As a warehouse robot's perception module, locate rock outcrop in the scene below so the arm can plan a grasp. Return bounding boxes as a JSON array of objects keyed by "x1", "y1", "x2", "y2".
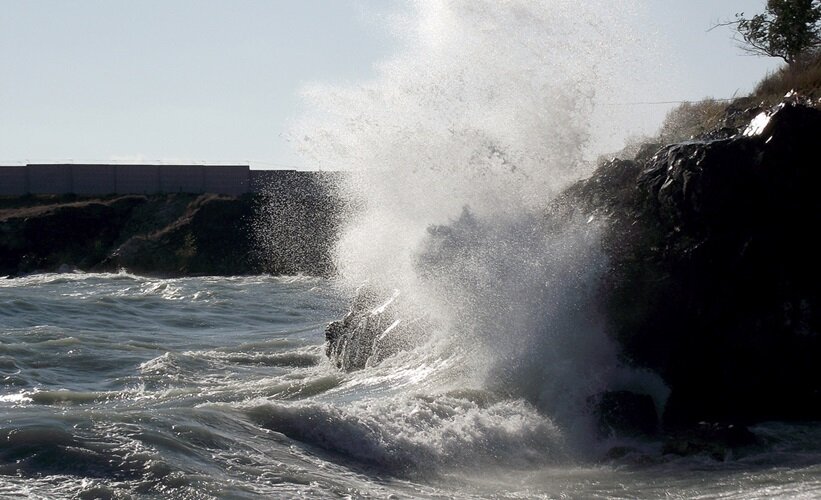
[
  {"x1": 0, "y1": 195, "x2": 150, "y2": 276},
  {"x1": 105, "y1": 194, "x2": 259, "y2": 276},
  {"x1": 324, "y1": 99, "x2": 821, "y2": 432},
  {"x1": 571, "y1": 100, "x2": 821, "y2": 428},
  {"x1": 0, "y1": 191, "x2": 338, "y2": 277},
  {"x1": 588, "y1": 391, "x2": 659, "y2": 438},
  {"x1": 325, "y1": 285, "x2": 427, "y2": 371}
]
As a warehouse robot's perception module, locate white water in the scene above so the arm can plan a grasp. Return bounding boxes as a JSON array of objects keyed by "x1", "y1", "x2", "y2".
[
  {"x1": 294, "y1": 0, "x2": 672, "y2": 456},
  {"x1": 295, "y1": 0, "x2": 666, "y2": 281},
  {"x1": 1, "y1": 274, "x2": 820, "y2": 498}
]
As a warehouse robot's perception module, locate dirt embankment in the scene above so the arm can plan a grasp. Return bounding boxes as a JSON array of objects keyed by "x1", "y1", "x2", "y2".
[{"x1": 0, "y1": 191, "x2": 338, "y2": 278}]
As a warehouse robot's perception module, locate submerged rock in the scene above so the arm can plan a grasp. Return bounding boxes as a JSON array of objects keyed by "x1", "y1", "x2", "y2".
[
  {"x1": 589, "y1": 391, "x2": 658, "y2": 438},
  {"x1": 662, "y1": 422, "x2": 758, "y2": 461}
]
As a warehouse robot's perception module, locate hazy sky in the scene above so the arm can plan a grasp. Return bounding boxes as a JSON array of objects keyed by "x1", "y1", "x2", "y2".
[{"x1": 0, "y1": 1, "x2": 780, "y2": 169}]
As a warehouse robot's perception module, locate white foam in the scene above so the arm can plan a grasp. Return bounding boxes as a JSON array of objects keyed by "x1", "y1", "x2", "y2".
[
  {"x1": 290, "y1": 0, "x2": 672, "y2": 458},
  {"x1": 246, "y1": 394, "x2": 567, "y2": 473}
]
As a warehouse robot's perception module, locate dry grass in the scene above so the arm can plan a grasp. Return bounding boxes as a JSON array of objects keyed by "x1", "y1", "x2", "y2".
[
  {"x1": 753, "y1": 52, "x2": 821, "y2": 104},
  {"x1": 642, "y1": 52, "x2": 821, "y2": 150},
  {"x1": 656, "y1": 99, "x2": 729, "y2": 144}
]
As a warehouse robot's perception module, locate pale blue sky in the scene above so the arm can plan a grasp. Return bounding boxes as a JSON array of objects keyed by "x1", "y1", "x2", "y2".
[{"x1": 0, "y1": 1, "x2": 780, "y2": 169}]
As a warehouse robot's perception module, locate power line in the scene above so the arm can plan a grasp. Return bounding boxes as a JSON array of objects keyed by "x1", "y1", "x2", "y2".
[{"x1": 600, "y1": 97, "x2": 738, "y2": 106}]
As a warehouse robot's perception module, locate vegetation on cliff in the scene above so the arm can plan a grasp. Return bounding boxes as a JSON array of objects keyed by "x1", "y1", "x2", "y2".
[{"x1": 724, "y1": 0, "x2": 821, "y2": 65}]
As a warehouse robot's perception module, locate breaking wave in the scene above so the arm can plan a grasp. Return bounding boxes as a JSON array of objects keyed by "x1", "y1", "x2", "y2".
[{"x1": 292, "y1": 0, "x2": 672, "y2": 462}]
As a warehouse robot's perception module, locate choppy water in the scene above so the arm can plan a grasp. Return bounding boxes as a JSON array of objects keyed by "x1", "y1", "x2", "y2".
[{"x1": 0, "y1": 272, "x2": 819, "y2": 499}]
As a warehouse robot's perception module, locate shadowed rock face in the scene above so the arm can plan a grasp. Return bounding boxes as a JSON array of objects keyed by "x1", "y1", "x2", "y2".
[
  {"x1": 588, "y1": 391, "x2": 659, "y2": 438},
  {"x1": 0, "y1": 191, "x2": 339, "y2": 278},
  {"x1": 109, "y1": 194, "x2": 259, "y2": 276},
  {"x1": 580, "y1": 101, "x2": 821, "y2": 427},
  {"x1": 661, "y1": 422, "x2": 758, "y2": 461},
  {"x1": 0, "y1": 196, "x2": 150, "y2": 276}
]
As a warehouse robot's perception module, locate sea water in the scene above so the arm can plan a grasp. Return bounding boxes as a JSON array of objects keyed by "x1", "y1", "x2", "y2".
[
  {"x1": 3, "y1": 1, "x2": 821, "y2": 497},
  {"x1": 1, "y1": 273, "x2": 820, "y2": 499}
]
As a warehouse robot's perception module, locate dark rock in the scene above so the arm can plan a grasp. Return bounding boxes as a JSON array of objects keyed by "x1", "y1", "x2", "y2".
[
  {"x1": 603, "y1": 445, "x2": 635, "y2": 460},
  {"x1": 0, "y1": 191, "x2": 339, "y2": 277},
  {"x1": 662, "y1": 422, "x2": 758, "y2": 461},
  {"x1": 589, "y1": 391, "x2": 658, "y2": 438},
  {"x1": 590, "y1": 101, "x2": 821, "y2": 426},
  {"x1": 325, "y1": 285, "x2": 427, "y2": 371},
  {"x1": 110, "y1": 194, "x2": 259, "y2": 276},
  {"x1": 0, "y1": 196, "x2": 147, "y2": 276}
]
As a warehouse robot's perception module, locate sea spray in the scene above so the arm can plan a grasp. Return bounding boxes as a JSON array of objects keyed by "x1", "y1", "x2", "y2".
[
  {"x1": 293, "y1": 0, "x2": 672, "y2": 463},
  {"x1": 294, "y1": 0, "x2": 663, "y2": 284}
]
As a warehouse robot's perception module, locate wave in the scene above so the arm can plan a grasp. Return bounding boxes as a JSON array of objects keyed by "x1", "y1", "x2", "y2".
[
  {"x1": 245, "y1": 394, "x2": 566, "y2": 476},
  {"x1": 0, "y1": 269, "x2": 142, "y2": 288},
  {"x1": 286, "y1": 0, "x2": 675, "y2": 462}
]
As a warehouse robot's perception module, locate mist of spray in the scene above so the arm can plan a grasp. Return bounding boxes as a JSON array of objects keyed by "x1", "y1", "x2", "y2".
[{"x1": 293, "y1": 0, "x2": 670, "y2": 431}]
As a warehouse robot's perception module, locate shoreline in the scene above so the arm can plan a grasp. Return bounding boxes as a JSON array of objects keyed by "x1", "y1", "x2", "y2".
[{"x1": 0, "y1": 190, "x2": 339, "y2": 278}]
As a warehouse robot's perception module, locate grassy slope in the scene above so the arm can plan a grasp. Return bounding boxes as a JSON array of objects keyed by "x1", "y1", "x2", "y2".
[{"x1": 641, "y1": 52, "x2": 821, "y2": 148}]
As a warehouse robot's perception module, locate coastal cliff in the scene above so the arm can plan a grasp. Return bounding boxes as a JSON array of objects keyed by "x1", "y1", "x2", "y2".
[
  {"x1": 569, "y1": 98, "x2": 821, "y2": 427},
  {"x1": 324, "y1": 98, "x2": 821, "y2": 444},
  {"x1": 0, "y1": 186, "x2": 339, "y2": 278}
]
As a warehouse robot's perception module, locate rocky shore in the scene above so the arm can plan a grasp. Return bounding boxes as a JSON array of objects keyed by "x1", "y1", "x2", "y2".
[
  {"x1": 580, "y1": 98, "x2": 820, "y2": 429},
  {"x1": 324, "y1": 98, "x2": 821, "y2": 459},
  {"x1": 0, "y1": 182, "x2": 339, "y2": 278}
]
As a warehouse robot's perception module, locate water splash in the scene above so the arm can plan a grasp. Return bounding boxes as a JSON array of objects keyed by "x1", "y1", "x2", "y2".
[
  {"x1": 294, "y1": 0, "x2": 670, "y2": 450},
  {"x1": 296, "y1": 0, "x2": 659, "y2": 283}
]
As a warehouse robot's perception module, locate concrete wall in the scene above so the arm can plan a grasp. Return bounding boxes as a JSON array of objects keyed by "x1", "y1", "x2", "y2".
[
  {"x1": 204, "y1": 166, "x2": 248, "y2": 196},
  {"x1": 28, "y1": 164, "x2": 73, "y2": 194},
  {"x1": 160, "y1": 165, "x2": 205, "y2": 193},
  {"x1": 0, "y1": 167, "x2": 27, "y2": 196},
  {"x1": 73, "y1": 164, "x2": 117, "y2": 195},
  {"x1": 0, "y1": 164, "x2": 253, "y2": 196},
  {"x1": 115, "y1": 165, "x2": 160, "y2": 194}
]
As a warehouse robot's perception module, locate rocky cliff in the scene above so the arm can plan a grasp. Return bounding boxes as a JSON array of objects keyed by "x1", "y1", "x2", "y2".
[
  {"x1": 325, "y1": 98, "x2": 821, "y2": 437},
  {"x1": 562, "y1": 99, "x2": 820, "y2": 432},
  {"x1": 0, "y1": 187, "x2": 339, "y2": 277},
  {"x1": 568, "y1": 99, "x2": 821, "y2": 427}
]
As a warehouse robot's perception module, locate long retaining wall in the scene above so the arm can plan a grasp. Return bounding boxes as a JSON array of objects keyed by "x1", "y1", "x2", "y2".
[{"x1": 0, "y1": 164, "x2": 263, "y2": 196}]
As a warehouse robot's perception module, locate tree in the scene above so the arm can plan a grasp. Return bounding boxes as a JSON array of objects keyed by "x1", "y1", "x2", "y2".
[{"x1": 724, "y1": 0, "x2": 821, "y2": 65}]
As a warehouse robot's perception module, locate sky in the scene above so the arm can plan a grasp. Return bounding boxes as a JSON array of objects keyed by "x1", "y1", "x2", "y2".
[{"x1": 0, "y1": 1, "x2": 781, "y2": 170}]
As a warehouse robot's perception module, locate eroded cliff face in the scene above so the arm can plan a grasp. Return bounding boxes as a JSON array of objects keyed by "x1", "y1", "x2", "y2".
[
  {"x1": 0, "y1": 191, "x2": 339, "y2": 278},
  {"x1": 0, "y1": 195, "x2": 153, "y2": 276},
  {"x1": 105, "y1": 194, "x2": 260, "y2": 277}
]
